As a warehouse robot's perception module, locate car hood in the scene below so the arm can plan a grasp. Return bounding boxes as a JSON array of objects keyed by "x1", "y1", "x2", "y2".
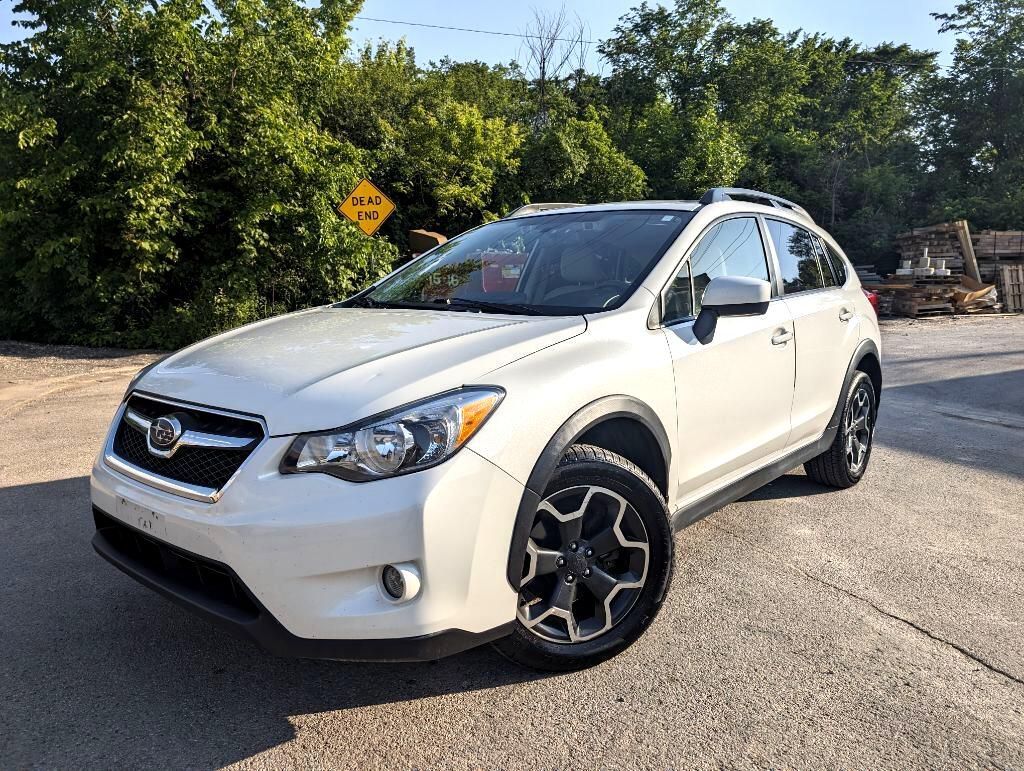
[{"x1": 135, "y1": 306, "x2": 585, "y2": 435}]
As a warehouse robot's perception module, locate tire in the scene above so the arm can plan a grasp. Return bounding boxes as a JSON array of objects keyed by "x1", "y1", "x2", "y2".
[
  {"x1": 804, "y1": 371, "x2": 876, "y2": 489},
  {"x1": 493, "y1": 444, "x2": 673, "y2": 671}
]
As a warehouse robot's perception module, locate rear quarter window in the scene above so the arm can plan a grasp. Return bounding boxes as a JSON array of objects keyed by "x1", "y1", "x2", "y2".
[{"x1": 820, "y1": 239, "x2": 849, "y2": 286}]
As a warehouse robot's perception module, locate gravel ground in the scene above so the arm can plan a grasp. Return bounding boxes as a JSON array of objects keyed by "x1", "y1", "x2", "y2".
[{"x1": 0, "y1": 316, "x2": 1022, "y2": 769}]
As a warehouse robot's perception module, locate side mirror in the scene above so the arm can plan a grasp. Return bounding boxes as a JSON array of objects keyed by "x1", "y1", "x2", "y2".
[{"x1": 693, "y1": 276, "x2": 772, "y2": 345}]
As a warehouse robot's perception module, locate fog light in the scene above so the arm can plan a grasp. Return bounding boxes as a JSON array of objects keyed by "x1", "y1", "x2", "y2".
[
  {"x1": 380, "y1": 562, "x2": 421, "y2": 602},
  {"x1": 382, "y1": 565, "x2": 405, "y2": 599}
]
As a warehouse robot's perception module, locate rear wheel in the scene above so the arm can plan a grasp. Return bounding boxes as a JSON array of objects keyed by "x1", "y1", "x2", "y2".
[
  {"x1": 493, "y1": 444, "x2": 673, "y2": 671},
  {"x1": 804, "y1": 371, "x2": 876, "y2": 488}
]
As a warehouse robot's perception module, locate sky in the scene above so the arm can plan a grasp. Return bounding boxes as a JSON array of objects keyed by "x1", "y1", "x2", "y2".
[
  {"x1": 348, "y1": 0, "x2": 958, "y2": 71},
  {"x1": 0, "y1": 0, "x2": 959, "y2": 67}
]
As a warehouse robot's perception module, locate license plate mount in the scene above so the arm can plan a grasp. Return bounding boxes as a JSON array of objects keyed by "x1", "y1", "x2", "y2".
[{"x1": 115, "y1": 496, "x2": 167, "y2": 540}]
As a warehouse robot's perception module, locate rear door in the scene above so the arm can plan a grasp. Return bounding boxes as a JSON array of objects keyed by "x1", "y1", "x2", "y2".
[
  {"x1": 765, "y1": 218, "x2": 859, "y2": 446},
  {"x1": 660, "y1": 215, "x2": 796, "y2": 501}
]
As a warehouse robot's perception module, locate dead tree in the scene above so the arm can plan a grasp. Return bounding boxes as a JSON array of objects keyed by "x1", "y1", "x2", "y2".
[{"x1": 519, "y1": 5, "x2": 587, "y2": 129}]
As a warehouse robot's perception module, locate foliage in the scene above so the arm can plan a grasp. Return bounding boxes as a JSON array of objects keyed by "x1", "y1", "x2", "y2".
[
  {"x1": 0, "y1": 0, "x2": 395, "y2": 348},
  {"x1": 1, "y1": 0, "x2": 1022, "y2": 347},
  {"x1": 332, "y1": 43, "x2": 525, "y2": 238},
  {"x1": 919, "y1": 0, "x2": 1024, "y2": 228},
  {"x1": 520, "y1": 106, "x2": 648, "y2": 203},
  {"x1": 598, "y1": 1, "x2": 939, "y2": 263}
]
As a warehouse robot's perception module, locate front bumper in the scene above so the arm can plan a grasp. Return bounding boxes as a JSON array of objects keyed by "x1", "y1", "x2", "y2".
[
  {"x1": 90, "y1": 436, "x2": 523, "y2": 658},
  {"x1": 92, "y1": 507, "x2": 512, "y2": 661}
]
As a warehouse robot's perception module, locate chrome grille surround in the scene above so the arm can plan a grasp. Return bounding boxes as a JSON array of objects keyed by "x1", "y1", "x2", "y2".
[{"x1": 104, "y1": 392, "x2": 268, "y2": 503}]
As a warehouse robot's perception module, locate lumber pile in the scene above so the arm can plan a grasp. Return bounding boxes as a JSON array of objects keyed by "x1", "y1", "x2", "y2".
[
  {"x1": 953, "y1": 275, "x2": 1003, "y2": 314},
  {"x1": 854, "y1": 265, "x2": 884, "y2": 283},
  {"x1": 972, "y1": 229, "x2": 1024, "y2": 284},
  {"x1": 894, "y1": 224, "x2": 966, "y2": 276},
  {"x1": 859, "y1": 220, "x2": 1023, "y2": 318},
  {"x1": 889, "y1": 281, "x2": 957, "y2": 318}
]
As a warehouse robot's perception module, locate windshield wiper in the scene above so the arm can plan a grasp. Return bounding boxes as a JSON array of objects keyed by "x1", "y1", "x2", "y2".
[
  {"x1": 430, "y1": 297, "x2": 543, "y2": 316},
  {"x1": 344, "y1": 295, "x2": 387, "y2": 308},
  {"x1": 345, "y1": 295, "x2": 542, "y2": 315}
]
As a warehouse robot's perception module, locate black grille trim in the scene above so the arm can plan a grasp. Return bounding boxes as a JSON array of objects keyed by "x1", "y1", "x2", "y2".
[
  {"x1": 93, "y1": 508, "x2": 260, "y2": 620},
  {"x1": 110, "y1": 394, "x2": 265, "y2": 492}
]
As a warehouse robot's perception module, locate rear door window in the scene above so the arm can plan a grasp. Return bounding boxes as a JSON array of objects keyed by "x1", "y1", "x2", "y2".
[{"x1": 767, "y1": 219, "x2": 825, "y2": 294}]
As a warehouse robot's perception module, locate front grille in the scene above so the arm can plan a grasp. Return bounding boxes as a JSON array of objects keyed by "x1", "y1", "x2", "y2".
[
  {"x1": 94, "y1": 508, "x2": 259, "y2": 618},
  {"x1": 111, "y1": 394, "x2": 264, "y2": 491}
]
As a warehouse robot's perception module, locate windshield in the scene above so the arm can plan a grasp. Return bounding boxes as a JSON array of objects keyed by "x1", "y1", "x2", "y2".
[{"x1": 356, "y1": 210, "x2": 693, "y2": 315}]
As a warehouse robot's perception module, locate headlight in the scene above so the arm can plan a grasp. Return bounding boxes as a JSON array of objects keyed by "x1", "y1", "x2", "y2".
[{"x1": 280, "y1": 387, "x2": 504, "y2": 482}]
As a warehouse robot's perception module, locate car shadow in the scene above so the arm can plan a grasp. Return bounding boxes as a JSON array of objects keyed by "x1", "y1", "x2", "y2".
[
  {"x1": 877, "y1": 369, "x2": 1024, "y2": 481},
  {"x1": 0, "y1": 476, "x2": 548, "y2": 768},
  {"x1": 739, "y1": 472, "x2": 834, "y2": 502}
]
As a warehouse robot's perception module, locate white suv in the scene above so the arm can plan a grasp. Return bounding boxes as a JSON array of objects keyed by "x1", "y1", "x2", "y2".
[{"x1": 91, "y1": 188, "x2": 881, "y2": 671}]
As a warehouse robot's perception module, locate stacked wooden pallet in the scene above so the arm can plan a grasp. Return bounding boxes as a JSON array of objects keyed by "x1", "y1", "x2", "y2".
[
  {"x1": 875, "y1": 291, "x2": 895, "y2": 317},
  {"x1": 890, "y1": 282, "x2": 957, "y2": 318},
  {"x1": 854, "y1": 265, "x2": 884, "y2": 284},
  {"x1": 997, "y1": 264, "x2": 1024, "y2": 313},
  {"x1": 972, "y1": 229, "x2": 1024, "y2": 285},
  {"x1": 866, "y1": 234, "x2": 961, "y2": 316},
  {"x1": 876, "y1": 220, "x2": 1024, "y2": 317}
]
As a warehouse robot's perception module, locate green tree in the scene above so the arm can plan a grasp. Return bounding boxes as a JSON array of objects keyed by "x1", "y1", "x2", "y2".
[
  {"x1": 598, "y1": 0, "x2": 934, "y2": 262},
  {"x1": 1, "y1": 0, "x2": 1021, "y2": 350},
  {"x1": 519, "y1": 106, "x2": 648, "y2": 203},
  {"x1": 331, "y1": 43, "x2": 525, "y2": 240},
  {"x1": 921, "y1": 0, "x2": 1024, "y2": 228},
  {"x1": 0, "y1": 0, "x2": 395, "y2": 348}
]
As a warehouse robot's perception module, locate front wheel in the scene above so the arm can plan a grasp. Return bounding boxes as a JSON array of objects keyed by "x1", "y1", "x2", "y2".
[
  {"x1": 493, "y1": 444, "x2": 673, "y2": 671},
  {"x1": 804, "y1": 371, "x2": 877, "y2": 488}
]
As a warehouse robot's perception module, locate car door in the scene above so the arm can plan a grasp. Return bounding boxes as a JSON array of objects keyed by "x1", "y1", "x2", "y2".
[
  {"x1": 765, "y1": 218, "x2": 860, "y2": 446},
  {"x1": 660, "y1": 215, "x2": 796, "y2": 501}
]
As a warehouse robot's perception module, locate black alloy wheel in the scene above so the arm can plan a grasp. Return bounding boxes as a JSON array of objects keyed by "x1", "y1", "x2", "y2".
[
  {"x1": 805, "y1": 371, "x2": 877, "y2": 488},
  {"x1": 844, "y1": 384, "x2": 873, "y2": 475},
  {"x1": 494, "y1": 445, "x2": 673, "y2": 671},
  {"x1": 517, "y1": 484, "x2": 650, "y2": 643}
]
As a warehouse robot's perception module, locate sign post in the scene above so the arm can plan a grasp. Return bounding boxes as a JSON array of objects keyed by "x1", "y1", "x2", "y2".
[{"x1": 336, "y1": 179, "x2": 396, "y2": 237}]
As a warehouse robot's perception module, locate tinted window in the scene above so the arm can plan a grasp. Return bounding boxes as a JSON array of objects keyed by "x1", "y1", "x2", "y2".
[
  {"x1": 364, "y1": 210, "x2": 691, "y2": 315},
  {"x1": 686, "y1": 217, "x2": 770, "y2": 315},
  {"x1": 767, "y1": 220, "x2": 824, "y2": 294},
  {"x1": 813, "y1": 237, "x2": 837, "y2": 287},
  {"x1": 821, "y1": 239, "x2": 848, "y2": 285}
]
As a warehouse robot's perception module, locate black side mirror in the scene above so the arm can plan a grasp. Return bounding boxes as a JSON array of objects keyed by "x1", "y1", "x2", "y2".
[
  {"x1": 693, "y1": 308, "x2": 719, "y2": 344},
  {"x1": 691, "y1": 276, "x2": 772, "y2": 345}
]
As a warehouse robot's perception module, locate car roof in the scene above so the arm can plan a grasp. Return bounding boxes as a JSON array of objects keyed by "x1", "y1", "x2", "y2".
[
  {"x1": 507, "y1": 198, "x2": 829, "y2": 234},
  {"x1": 507, "y1": 200, "x2": 702, "y2": 219}
]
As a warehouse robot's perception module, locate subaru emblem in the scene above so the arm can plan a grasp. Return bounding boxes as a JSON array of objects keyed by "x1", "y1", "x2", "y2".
[{"x1": 149, "y1": 415, "x2": 182, "y2": 449}]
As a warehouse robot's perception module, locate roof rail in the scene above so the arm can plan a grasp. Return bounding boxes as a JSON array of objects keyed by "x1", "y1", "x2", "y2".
[
  {"x1": 505, "y1": 202, "x2": 584, "y2": 218},
  {"x1": 699, "y1": 188, "x2": 813, "y2": 222}
]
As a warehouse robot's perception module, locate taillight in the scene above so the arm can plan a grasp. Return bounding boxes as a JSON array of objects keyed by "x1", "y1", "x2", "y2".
[{"x1": 863, "y1": 288, "x2": 879, "y2": 316}]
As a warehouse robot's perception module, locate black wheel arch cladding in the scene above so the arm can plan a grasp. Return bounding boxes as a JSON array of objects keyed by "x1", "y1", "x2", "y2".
[
  {"x1": 505, "y1": 395, "x2": 671, "y2": 587},
  {"x1": 831, "y1": 338, "x2": 882, "y2": 430}
]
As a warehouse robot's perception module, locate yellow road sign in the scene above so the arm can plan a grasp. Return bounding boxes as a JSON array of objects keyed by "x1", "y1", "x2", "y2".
[{"x1": 337, "y1": 178, "x2": 396, "y2": 236}]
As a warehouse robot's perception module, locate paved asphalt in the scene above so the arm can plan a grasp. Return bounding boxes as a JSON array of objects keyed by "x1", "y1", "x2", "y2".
[{"x1": 1, "y1": 317, "x2": 1022, "y2": 769}]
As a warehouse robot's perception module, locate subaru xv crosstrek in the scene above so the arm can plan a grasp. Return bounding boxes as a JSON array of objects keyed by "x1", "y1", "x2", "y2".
[{"x1": 91, "y1": 187, "x2": 881, "y2": 671}]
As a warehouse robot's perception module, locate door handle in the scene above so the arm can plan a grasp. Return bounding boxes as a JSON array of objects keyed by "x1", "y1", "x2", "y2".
[
  {"x1": 771, "y1": 330, "x2": 793, "y2": 345},
  {"x1": 839, "y1": 309, "x2": 853, "y2": 322}
]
